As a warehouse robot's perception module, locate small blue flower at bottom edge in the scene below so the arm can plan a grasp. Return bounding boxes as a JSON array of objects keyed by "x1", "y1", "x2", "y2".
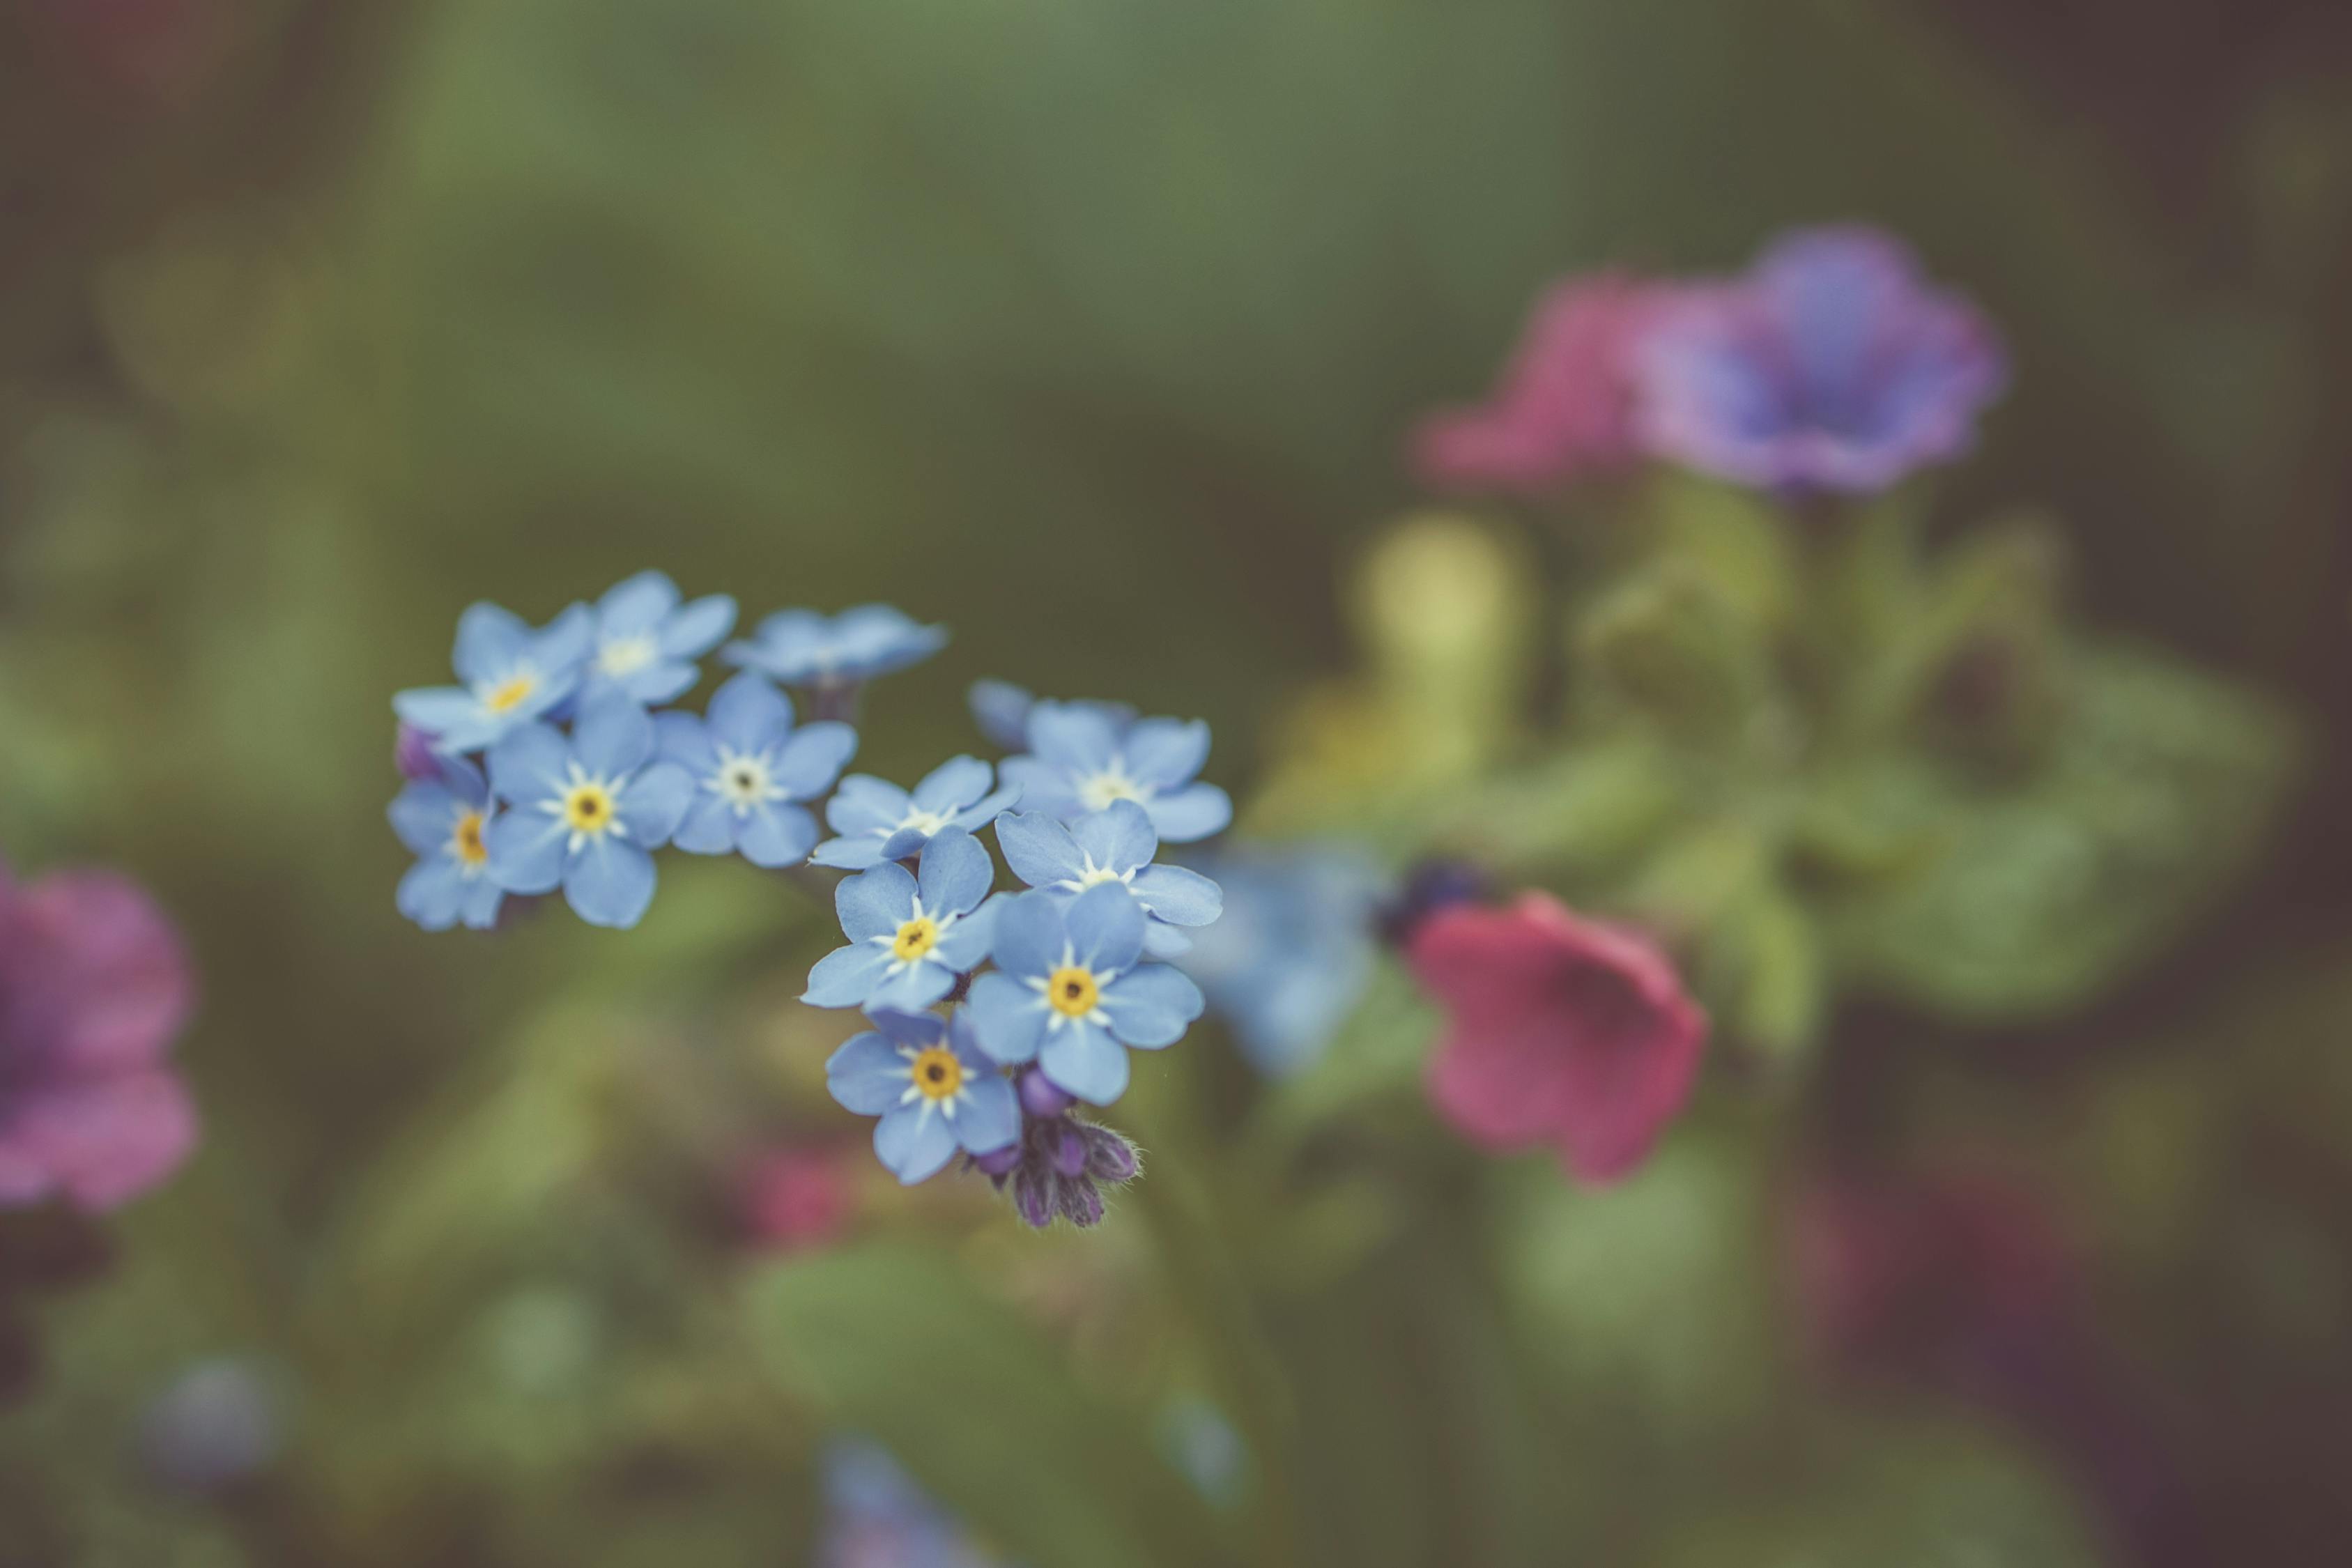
[
  {"x1": 826, "y1": 1008, "x2": 1020, "y2": 1183},
  {"x1": 657, "y1": 670, "x2": 856, "y2": 868},
  {"x1": 995, "y1": 800, "x2": 1221, "y2": 960},
  {"x1": 482, "y1": 692, "x2": 695, "y2": 929},
  {"x1": 803, "y1": 827, "x2": 1002, "y2": 1012},
  {"x1": 967, "y1": 884, "x2": 1204, "y2": 1107},
  {"x1": 389, "y1": 757, "x2": 504, "y2": 930}
]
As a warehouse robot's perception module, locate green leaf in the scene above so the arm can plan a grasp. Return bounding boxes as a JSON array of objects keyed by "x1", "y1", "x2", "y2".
[
  {"x1": 745, "y1": 1245, "x2": 1234, "y2": 1568},
  {"x1": 1828, "y1": 642, "x2": 2299, "y2": 1021}
]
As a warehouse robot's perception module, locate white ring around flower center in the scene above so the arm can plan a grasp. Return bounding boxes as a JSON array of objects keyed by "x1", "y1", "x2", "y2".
[
  {"x1": 1077, "y1": 766, "x2": 1149, "y2": 812},
  {"x1": 895, "y1": 805, "x2": 954, "y2": 838},
  {"x1": 707, "y1": 746, "x2": 781, "y2": 815},
  {"x1": 598, "y1": 634, "x2": 659, "y2": 678}
]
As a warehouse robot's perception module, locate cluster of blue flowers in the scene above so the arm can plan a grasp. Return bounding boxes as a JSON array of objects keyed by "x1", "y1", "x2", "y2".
[{"x1": 388, "y1": 574, "x2": 1233, "y2": 1224}]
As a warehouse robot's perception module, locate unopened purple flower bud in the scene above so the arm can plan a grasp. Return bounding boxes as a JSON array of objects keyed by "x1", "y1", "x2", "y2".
[
  {"x1": 971, "y1": 1144, "x2": 1021, "y2": 1178},
  {"x1": 1056, "y1": 1177, "x2": 1105, "y2": 1228},
  {"x1": 1012, "y1": 1169, "x2": 1055, "y2": 1229},
  {"x1": 394, "y1": 722, "x2": 442, "y2": 781},
  {"x1": 1018, "y1": 1068, "x2": 1075, "y2": 1120},
  {"x1": 1082, "y1": 1125, "x2": 1140, "y2": 1184},
  {"x1": 1048, "y1": 1121, "x2": 1089, "y2": 1179}
]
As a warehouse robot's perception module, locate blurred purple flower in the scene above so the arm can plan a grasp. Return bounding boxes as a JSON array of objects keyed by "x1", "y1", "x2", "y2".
[
  {"x1": 0, "y1": 865, "x2": 197, "y2": 1213},
  {"x1": 1414, "y1": 274, "x2": 1673, "y2": 493},
  {"x1": 1634, "y1": 225, "x2": 2006, "y2": 495}
]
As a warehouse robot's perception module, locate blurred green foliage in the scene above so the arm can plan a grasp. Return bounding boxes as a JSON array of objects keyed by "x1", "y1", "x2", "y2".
[{"x1": 4, "y1": 0, "x2": 2351, "y2": 1564}]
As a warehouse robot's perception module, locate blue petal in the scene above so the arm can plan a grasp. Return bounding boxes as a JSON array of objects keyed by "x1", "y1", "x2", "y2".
[
  {"x1": 953, "y1": 1073, "x2": 1020, "y2": 1155},
  {"x1": 389, "y1": 783, "x2": 460, "y2": 855},
  {"x1": 672, "y1": 793, "x2": 738, "y2": 855},
  {"x1": 875, "y1": 1105, "x2": 958, "y2": 1184},
  {"x1": 996, "y1": 755, "x2": 1077, "y2": 818},
  {"x1": 1065, "y1": 882, "x2": 1146, "y2": 974},
  {"x1": 1131, "y1": 863, "x2": 1222, "y2": 926},
  {"x1": 877, "y1": 824, "x2": 935, "y2": 862},
  {"x1": 1040, "y1": 1021, "x2": 1130, "y2": 1105},
  {"x1": 868, "y1": 960, "x2": 953, "y2": 1013},
  {"x1": 824, "y1": 776, "x2": 912, "y2": 836},
  {"x1": 1099, "y1": 963, "x2": 1203, "y2": 1047},
  {"x1": 1145, "y1": 783, "x2": 1231, "y2": 843},
  {"x1": 571, "y1": 692, "x2": 656, "y2": 778},
  {"x1": 532, "y1": 602, "x2": 595, "y2": 672},
  {"x1": 968, "y1": 679, "x2": 1033, "y2": 750},
  {"x1": 396, "y1": 855, "x2": 470, "y2": 930},
  {"x1": 916, "y1": 827, "x2": 992, "y2": 916},
  {"x1": 826, "y1": 1030, "x2": 913, "y2": 1114},
  {"x1": 804, "y1": 941, "x2": 893, "y2": 1007},
  {"x1": 596, "y1": 571, "x2": 680, "y2": 637},
  {"x1": 706, "y1": 670, "x2": 793, "y2": 755},
  {"x1": 737, "y1": 803, "x2": 817, "y2": 868},
  {"x1": 1025, "y1": 700, "x2": 1121, "y2": 771},
  {"x1": 1071, "y1": 799, "x2": 1158, "y2": 875},
  {"x1": 995, "y1": 810, "x2": 1084, "y2": 889},
  {"x1": 661, "y1": 594, "x2": 737, "y2": 658},
  {"x1": 654, "y1": 710, "x2": 717, "y2": 776},
  {"x1": 837, "y1": 861, "x2": 918, "y2": 941},
  {"x1": 990, "y1": 891, "x2": 1065, "y2": 980},
  {"x1": 452, "y1": 602, "x2": 532, "y2": 684},
  {"x1": 966, "y1": 971, "x2": 1047, "y2": 1064},
  {"x1": 1122, "y1": 718, "x2": 1210, "y2": 789},
  {"x1": 392, "y1": 686, "x2": 485, "y2": 737},
  {"x1": 617, "y1": 761, "x2": 694, "y2": 847},
  {"x1": 1142, "y1": 921, "x2": 1193, "y2": 959},
  {"x1": 868, "y1": 1008, "x2": 944, "y2": 1049},
  {"x1": 564, "y1": 838, "x2": 659, "y2": 928},
  {"x1": 949, "y1": 785, "x2": 1022, "y2": 831},
  {"x1": 459, "y1": 875, "x2": 505, "y2": 930},
  {"x1": 912, "y1": 755, "x2": 993, "y2": 814},
  {"x1": 484, "y1": 810, "x2": 567, "y2": 894},
  {"x1": 810, "y1": 835, "x2": 887, "y2": 870},
  {"x1": 611, "y1": 659, "x2": 700, "y2": 706},
  {"x1": 486, "y1": 721, "x2": 571, "y2": 806},
  {"x1": 771, "y1": 721, "x2": 857, "y2": 799},
  {"x1": 930, "y1": 893, "x2": 1004, "y2": 971}
]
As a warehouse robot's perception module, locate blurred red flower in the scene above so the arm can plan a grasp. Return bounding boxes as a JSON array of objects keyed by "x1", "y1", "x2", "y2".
[{"x1": 1407, "y1": 892, "x2": 1706, "y2": 1183}]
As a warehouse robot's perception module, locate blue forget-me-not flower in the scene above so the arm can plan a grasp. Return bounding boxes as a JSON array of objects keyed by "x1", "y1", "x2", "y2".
[
  {"x1": 824, "y1": 1008, "x2": 1020, "y2": 1183},
  {"x1": 656, "y1": 671, "x2": 857, "y2": 868},
  {"x1": 393, "y1": 601, "x2": 593, "y2": 755},
  {"x1": 968, "y1": 884, "x2": 1204, "y2": 1105},
  {"x1": 727, "y1": 604, "x2": 946, "y2": 689},
  {"x1": 483, "y1": 692, "x2": 695, "y2": 928},
  {"x1": 581, "y1": 570, "x2": 737, "y2": 705},
  {"x1": 996, "y1": 801, "x2": 1222, "y2": 960},
  {"x1": 388, "y1": 756, "x2": 505, "y2": 931},
  {"x1": 999, "y1": 700, "x2": 1231, "y2": 843},
  {"x1": 810, "y1": 756, "x2": 1020, "y2": 870},
  {"x1": 803, "y1": 827, "x2": 1003, "y2": 1012},
  {"x1": 1178, "y1": 844, "x2": 1385, "y2": 1079}
]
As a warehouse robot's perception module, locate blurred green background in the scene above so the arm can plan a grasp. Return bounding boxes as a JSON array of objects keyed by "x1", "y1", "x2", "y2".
[{"x1": 3, "y1": 0, "x2": 2351, "y2": 1563}]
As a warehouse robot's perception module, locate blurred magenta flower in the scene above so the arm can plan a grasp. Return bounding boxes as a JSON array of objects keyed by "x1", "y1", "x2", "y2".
[
  {"x1": 1413, "y1": 274, "x2": 1673, "y2": 493},
  {"x1": 737, "y1": 1146, "x2": 853, "y2": 1254},
  {"x1": 1634, "y1": 225, "x2": 2006, "y2": 495},
  {"x1": 0, "y1": 865, "x2": 197, "y2": 1213},
  {"x1": 1407, "y1": 893, "x2": 1705, "y2": 1184}
]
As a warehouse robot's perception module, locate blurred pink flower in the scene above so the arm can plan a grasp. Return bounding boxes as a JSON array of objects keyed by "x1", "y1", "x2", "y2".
[
  {"x1": 1407, "y1": 893, "x2": 1705, "y2": 1183},
  {"x1": 0, "y1": 866, "x2": 197, "y2": 1213},
  {"x1": 1413, "y1": 275, "x2": 1675, "y2": 494},
  {"x1": 738, "y1": 1146, "x2": 852, "y2": 1254}
]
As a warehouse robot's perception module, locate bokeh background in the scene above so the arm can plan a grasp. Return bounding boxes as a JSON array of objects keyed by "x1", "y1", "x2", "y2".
[{"x1": 4, "y1": 1, "x2": 2352, "y2": 1564}]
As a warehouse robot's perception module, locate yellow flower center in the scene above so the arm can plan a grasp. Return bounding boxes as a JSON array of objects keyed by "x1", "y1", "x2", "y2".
[
  {"x1": 908, "y1": 1046, "x2": 963, "y2": 1101},
  {"x1": 1047, "y1": 965, "x2": 1100, "y2": 1019},
  {"x1": 484, "y1": 673, "x2": 539, "y2": 714},
  {"x1": 892, "y1": 917, "x2": 939, "y2": 962},
  {"x1": 562, "y1": 783, "x2": 617, "y2": 835},
  {"x1": 450, "y1": 809, "x2": 490, "y2": 868}
]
